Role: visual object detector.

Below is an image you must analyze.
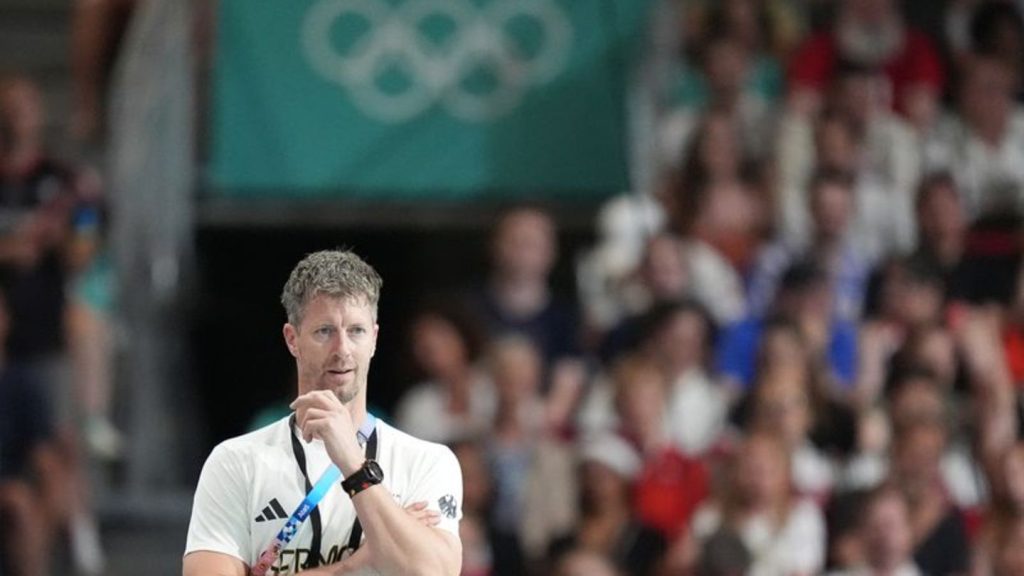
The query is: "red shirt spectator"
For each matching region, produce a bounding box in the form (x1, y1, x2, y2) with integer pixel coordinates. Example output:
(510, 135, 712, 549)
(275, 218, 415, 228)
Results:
(788, 28, 944, 119)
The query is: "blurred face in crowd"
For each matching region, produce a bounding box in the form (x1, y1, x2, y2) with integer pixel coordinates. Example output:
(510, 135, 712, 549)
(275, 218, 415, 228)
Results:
(753, 369, 813, 448)
(791, 280, 834, 327)
(861, 489, 914, 571)
(882, 265, 943, 328)
(889, 377, 945, 433)
(721, 0, 762, 49)
(809, 180, 854, 242)
(892, 424, 946, 500)
(843, 0, 896, 26)
(581, 460, 631, 511)
(917, 179, 965, 244)
(735, 435, 790, 509)
(615, 359, 666, 440)
(816, 116, 859, 173)
(835, 71, 889, 127)
(411, 314, 468, 381)
(652, 309, 707, 376)
(705, 37, 748, 99)
(757, 324, 809, 378)
(492, 208, 556, 283)
(490, 338, 542, 405)
(641, 234, 689, 301)
(960, 57, 1015, 141)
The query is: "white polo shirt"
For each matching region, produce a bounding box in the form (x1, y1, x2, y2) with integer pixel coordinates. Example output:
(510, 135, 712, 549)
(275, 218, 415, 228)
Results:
(185, 415, 463, 575)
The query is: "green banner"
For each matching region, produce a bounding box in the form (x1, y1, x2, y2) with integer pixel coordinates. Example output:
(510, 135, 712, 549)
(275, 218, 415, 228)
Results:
(209, 0, 653, 199)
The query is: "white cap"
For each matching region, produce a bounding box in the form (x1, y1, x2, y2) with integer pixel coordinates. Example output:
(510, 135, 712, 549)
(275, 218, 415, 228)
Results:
(579, 432, 643, 479)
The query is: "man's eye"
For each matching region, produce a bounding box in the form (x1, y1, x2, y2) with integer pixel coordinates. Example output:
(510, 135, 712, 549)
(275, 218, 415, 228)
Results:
(349, 326, 366, 336)
(315, 327, 334, 336)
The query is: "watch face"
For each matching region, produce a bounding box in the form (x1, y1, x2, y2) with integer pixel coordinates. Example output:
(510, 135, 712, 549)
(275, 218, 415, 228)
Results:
(365, 460, 384, 483)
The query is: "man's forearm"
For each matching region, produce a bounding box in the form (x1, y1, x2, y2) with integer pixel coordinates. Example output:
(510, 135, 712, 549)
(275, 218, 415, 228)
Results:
(350, 487, 459, 576)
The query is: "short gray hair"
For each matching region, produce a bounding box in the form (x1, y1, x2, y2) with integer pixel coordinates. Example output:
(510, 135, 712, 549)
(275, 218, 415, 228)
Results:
(281, 249, 382, 325)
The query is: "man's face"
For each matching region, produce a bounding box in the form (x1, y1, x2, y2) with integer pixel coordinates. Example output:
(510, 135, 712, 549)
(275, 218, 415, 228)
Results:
(493, 210, 556, 282)
(862, 493, 913, 570)
(283, 294, 378, 404)
(811, 182, 853, 239)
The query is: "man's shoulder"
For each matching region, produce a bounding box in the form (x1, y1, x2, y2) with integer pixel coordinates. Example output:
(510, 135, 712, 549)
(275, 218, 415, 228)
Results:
(207, 416, 291, 462)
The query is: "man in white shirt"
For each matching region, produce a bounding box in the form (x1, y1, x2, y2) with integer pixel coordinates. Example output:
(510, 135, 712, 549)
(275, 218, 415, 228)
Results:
(184, 250, 463, 575)
(925, 55, 1024, 217)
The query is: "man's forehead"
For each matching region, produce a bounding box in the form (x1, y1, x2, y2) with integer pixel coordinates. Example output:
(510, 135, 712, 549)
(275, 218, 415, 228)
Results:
(302, 293, 375, 316)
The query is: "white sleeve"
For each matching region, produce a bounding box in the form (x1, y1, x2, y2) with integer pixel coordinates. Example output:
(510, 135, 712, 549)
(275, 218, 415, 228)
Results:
(785, 499, 826, 575)
(403, 445, 463, 539)
(184, 443, 252, 563)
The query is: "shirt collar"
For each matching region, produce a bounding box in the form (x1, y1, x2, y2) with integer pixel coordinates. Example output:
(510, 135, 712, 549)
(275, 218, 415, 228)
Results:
(357, 412, 378, 446)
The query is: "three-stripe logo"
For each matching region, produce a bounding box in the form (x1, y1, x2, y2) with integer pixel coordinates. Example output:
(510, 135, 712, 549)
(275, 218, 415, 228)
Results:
(254, 498, 288, 523)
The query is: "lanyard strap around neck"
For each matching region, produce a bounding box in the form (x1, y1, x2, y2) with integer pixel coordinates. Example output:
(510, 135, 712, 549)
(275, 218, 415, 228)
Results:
(289, 413, 378, 568)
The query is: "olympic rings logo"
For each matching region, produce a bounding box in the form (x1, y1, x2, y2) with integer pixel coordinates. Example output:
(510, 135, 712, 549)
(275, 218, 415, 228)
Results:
(302, 0, 573, 123)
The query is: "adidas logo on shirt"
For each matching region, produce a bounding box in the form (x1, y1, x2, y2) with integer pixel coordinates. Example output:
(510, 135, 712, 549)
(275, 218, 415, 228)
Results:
(254, 498, 288, 523)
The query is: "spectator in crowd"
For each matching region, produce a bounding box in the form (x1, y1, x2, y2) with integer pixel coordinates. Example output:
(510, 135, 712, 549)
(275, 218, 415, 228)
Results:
(580, 301, 728, 459)
(748, 365, 836, 500)
(0, 290, 57, 576)
(484, 336, 544, 576)
(0, 74, 104, 575)
(597, 234, 692, 362)
(469, 206, 584, 432)
(829, 485, 923, 576)
(777, 62, 920, 262)
(678, 0, 813, 64)
(647, 301, 728, 457)
(965, 1, 1024, 98)
(857, 256, 947, 396)
(550, 432, 666, 576)
(394, 303, 494, 444)
(452, 440, 494, 576)
(889, 419, 972, 575)
(673, 112, 769, 274)
(686, 433, 827, 576)
(787, 0, 945, 128)
(912, 172, 967, 287)
(574, 193, 666, 339)
(717, 259, 858, 390)
(750, 168, 870, 322)
(485, 336, 576, 576)
(662, 24, 779, 166)
(925, 55, 1024, 216)
(610, 354, 710, 542)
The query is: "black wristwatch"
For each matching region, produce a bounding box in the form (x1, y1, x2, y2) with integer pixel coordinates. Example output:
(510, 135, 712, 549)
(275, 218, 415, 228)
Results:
(342, 459, 384, 498)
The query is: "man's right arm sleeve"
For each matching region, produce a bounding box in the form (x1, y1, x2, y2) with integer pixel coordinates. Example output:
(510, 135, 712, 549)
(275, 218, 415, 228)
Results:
(184, 443, 251, 564)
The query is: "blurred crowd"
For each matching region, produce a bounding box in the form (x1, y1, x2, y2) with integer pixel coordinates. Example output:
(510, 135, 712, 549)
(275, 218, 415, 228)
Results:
(0, 32, 119, 576)
(392, 1, 1024, 575)
(3, 0, 1024, 575)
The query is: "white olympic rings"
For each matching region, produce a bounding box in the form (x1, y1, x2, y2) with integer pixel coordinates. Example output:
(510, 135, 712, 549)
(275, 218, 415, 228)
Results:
(302, 0, 574, 123)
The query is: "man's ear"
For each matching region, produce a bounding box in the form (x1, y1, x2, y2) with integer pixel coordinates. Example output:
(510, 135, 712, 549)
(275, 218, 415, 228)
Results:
(370, 323, 380, 357)
(283, 323, 299, 358)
